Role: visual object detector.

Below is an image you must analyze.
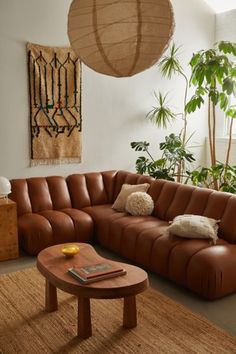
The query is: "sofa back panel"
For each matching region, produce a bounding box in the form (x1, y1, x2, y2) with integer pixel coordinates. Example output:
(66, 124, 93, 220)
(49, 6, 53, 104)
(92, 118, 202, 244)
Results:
(148, 179, 166, 206)
(124, 173, 141, 185)
(218, 197, 236, 243)
(203, 191, 231, 221)
(66, 174, 91, 209)
(112, 171, 154, 202)
(137, 175, 154, 185)
(154, 181, 180, 220)
(165, 184, 195, 221)
(46, 176, 72, 210)
(10, 179, 32, 216)
(113, 171, 134, 200)
(184, 188, 212, 215)
(85, 172, 109, 205)
(27, 178, 53, 213)
(101, 170, 118, 203)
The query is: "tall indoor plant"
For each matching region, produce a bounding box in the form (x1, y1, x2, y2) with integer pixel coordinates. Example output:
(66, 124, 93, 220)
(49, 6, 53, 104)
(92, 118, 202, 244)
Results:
(131, 44, 195, 182)
(186, 41, 236, 191)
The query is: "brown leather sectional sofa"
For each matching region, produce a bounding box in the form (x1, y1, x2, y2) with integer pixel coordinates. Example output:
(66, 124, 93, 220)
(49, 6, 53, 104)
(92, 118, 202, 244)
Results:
(10, 170, 236, 300)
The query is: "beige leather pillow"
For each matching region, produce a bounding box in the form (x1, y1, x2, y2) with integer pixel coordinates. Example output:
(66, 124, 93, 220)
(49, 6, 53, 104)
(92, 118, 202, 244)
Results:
(167, 214, 220, 245)
(112, 183, 150, 212)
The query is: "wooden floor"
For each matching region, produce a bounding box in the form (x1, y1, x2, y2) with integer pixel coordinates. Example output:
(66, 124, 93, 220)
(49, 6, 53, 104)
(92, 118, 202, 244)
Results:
(1, 245, 236, 336)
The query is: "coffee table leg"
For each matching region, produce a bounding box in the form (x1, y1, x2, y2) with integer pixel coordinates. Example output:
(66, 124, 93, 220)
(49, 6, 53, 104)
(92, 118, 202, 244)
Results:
(77, 297, 92, 339)
(123, 295, 137, 328)
(45, 279, 58, 312)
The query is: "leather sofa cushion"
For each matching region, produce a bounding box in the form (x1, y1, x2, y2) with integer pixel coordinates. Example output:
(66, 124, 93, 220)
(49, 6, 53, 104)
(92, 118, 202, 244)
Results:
(61, 208, 93, 243)
(46, 176, 72, 210)
(67, 171, 118, 209)
(18, 213, 53, 255)
(18, 208, 94, 255)
(185, 241, 236, 299)
(10, 179, 32, 216)
(82, 204, 125, 243)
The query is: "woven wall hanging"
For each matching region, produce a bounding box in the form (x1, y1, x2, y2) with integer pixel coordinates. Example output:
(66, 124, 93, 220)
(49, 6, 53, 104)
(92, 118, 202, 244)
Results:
(27, 43, 82, 166)
(67, 0, 174, 77)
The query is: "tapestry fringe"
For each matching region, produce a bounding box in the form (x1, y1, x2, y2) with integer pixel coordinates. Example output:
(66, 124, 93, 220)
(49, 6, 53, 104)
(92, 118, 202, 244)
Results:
(30, 158, 81, 166)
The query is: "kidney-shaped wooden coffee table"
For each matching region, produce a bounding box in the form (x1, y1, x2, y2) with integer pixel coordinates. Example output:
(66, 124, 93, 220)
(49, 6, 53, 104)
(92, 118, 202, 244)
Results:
(37, 243, 149, 339)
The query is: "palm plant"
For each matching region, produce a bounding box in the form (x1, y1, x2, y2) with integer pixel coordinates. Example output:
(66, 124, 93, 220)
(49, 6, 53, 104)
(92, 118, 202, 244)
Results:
(157, 43, 189, 144)
(131, 43, 195, 182)
(146, 92, 175, 129)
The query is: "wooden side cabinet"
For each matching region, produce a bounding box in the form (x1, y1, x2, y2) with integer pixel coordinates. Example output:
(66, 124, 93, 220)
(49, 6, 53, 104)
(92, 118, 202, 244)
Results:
(0, 198, 19, 261)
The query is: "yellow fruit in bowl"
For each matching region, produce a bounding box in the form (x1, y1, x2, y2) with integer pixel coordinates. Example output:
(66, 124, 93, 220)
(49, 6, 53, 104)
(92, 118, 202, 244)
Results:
(61, 245, 80, 257)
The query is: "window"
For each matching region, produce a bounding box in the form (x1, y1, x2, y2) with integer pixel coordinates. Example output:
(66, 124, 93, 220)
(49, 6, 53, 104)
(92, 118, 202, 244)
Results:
(226, 93, 236, 136)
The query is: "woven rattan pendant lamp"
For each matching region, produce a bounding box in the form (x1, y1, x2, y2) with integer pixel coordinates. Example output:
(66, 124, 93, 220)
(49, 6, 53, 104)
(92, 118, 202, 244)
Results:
(68, 0, 175, 77)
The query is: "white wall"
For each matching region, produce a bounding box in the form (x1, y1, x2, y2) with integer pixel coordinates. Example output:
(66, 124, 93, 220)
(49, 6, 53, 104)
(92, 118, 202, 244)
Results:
(216, 9, 236, 42)
(215, 9, 236, 138)
(0, 0, 214, 179)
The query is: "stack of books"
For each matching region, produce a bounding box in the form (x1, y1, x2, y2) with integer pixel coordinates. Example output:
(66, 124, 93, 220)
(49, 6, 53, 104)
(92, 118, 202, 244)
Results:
(68, 262, 126, 284)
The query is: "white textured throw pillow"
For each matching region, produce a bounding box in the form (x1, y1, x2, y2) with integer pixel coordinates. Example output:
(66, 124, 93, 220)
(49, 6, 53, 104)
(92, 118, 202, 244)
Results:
(126, 192, 154, 216)
(167, 214, 220, 245)
(112, 183, 150, 212)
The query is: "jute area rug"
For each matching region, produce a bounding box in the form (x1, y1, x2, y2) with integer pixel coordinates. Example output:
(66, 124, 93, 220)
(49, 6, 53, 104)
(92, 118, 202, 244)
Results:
(0, 268, 235, 354)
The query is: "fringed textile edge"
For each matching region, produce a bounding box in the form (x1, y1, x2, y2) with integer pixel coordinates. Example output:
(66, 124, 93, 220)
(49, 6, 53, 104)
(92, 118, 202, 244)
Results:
(30, 157, 81, 166)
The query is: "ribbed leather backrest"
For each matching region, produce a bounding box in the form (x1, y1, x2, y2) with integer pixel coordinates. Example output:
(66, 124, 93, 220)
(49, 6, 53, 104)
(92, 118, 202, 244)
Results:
(165, 184, 195, 221)
(10, 176, 71, 215)
(101, 170, 117, 202)
(66, 174, 91, 209)
(67, 170, 118, 208)
(137, 174, 154, 185)
(112, 171, 134, 200)
(154, 181, 180, 220)
(154, 181, 212, 220)
(10, 179, 32, 216)
(10, 171, 236, 244)
(112, 170, 154, 201)
(147, 179, 165, 202)
(220, 197, 236, 243)
(203, 191, 230, 220)
(46, 176, 72, 210)
(184, 188, 212, 215)
(153, 179, 236, 244)
(27, 178, 53, 213)
(84, 172, 109, 205)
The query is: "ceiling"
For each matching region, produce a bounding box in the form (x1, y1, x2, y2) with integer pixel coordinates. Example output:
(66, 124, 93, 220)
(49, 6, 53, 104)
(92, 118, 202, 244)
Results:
(203, 0, 236, 13)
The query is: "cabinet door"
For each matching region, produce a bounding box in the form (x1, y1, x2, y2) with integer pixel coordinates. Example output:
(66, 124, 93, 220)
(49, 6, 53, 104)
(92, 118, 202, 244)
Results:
(0, 199, 18, 261)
